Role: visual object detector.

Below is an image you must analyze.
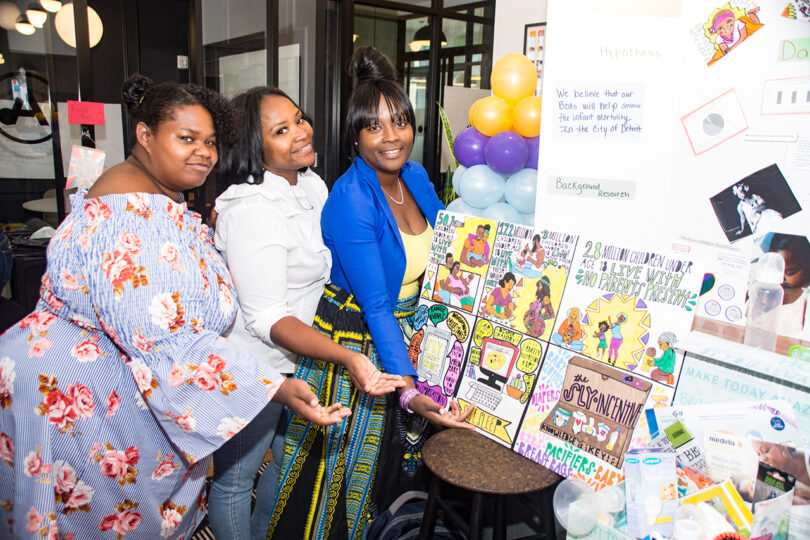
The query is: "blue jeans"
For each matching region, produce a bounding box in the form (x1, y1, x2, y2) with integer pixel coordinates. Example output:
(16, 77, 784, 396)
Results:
(209, 400, 287, 540)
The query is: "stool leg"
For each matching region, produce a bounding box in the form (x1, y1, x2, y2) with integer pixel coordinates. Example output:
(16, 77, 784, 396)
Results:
(469, 493, 483, 540)
(494, 494, 506, 540)
(419, 475, 441, 540)
(539, 485, 556, 539)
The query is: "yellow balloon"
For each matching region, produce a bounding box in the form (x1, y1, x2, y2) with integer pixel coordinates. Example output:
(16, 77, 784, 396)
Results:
(469, 96, 512, 137)
(491, 53, 538, 106)
(512, 96, 542, 137)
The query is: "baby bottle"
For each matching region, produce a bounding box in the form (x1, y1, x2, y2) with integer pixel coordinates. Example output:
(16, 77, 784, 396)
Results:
(743, 252, 784, 352)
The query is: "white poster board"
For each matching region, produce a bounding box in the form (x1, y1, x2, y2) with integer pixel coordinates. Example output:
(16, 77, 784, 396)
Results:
(535, 1, 810, 328)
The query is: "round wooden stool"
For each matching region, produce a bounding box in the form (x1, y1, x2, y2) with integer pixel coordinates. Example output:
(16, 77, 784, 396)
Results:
(418, 429, 561, 540)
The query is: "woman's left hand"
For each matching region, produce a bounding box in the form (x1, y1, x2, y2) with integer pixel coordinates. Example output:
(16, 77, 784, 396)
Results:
(408, 395, 476, 429)
(274, 378, 352, 425)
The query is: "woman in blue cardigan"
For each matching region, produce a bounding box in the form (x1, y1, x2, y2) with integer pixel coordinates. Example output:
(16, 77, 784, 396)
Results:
(267, 47, 473, 540)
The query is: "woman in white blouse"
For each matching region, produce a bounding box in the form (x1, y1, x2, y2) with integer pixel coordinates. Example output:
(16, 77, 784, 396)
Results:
(209, 87, 404, 540)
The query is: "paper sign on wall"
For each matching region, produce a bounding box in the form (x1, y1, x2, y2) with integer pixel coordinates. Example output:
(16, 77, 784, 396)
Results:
(67, 100, 105, 125)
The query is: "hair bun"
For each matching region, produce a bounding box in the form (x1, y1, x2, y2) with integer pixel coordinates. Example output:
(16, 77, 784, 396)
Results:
(121, 74, 154, 114)
(351, 46, 397, 84)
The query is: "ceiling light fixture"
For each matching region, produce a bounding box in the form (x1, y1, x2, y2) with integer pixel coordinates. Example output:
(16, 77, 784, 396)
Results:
(15, 15, 35, 35)
(54, 2, 103, 48)
(26, 4, 47, 27)
(408, 25, 447, 52)
(40, 0, 62, 12)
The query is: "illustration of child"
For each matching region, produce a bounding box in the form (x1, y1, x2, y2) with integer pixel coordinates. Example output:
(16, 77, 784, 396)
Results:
(461, 223, 491, 268)
(607, 313, 626, 365)
(642, 346, 657, 373)
(706, 5, 763, 65)
(551, 307, 584, 351)
(593, 320, 609, 360)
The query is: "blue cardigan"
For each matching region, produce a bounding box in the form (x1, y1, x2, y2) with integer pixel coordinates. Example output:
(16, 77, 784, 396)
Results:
(321, 156, 444, 376)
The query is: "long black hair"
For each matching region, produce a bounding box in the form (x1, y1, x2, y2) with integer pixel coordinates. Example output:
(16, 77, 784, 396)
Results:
(121, 74, 235, 148)
(531, 234, 542, 253)
(345, 46, 415, 157)
(218, 86, 312, 187)
(535, 275, 551, 299)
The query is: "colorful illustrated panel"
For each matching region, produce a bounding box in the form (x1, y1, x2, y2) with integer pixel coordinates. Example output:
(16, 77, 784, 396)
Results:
(690, 3, 765, 67)
(480, 223, 579, 340)
(514, 345, 676, 490)
(455, 319, 544, 448)
(421, 211, 496, 314)
(552, 238, 703, 388)
(410, 301, 476, 407)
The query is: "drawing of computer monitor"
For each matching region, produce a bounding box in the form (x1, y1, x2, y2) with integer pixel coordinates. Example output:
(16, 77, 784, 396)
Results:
(417, 326, 452, 382)
(477, 336, 519, 392)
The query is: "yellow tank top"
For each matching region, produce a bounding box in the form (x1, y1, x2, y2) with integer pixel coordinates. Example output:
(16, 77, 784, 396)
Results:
(399, 221, 433, 299)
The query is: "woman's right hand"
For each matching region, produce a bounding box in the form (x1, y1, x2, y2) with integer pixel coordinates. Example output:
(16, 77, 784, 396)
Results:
(273, 378, 352, 425)
(343, 352, 406, 395)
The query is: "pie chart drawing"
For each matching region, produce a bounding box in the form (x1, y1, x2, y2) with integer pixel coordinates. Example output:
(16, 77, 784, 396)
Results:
(703, 113, 725, 136)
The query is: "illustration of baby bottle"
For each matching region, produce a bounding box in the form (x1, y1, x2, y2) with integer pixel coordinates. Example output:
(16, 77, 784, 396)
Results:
(572, 411, 586, 435)
(605, 427, 620, 451)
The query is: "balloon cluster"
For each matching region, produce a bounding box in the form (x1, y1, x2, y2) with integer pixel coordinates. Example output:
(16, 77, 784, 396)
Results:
(448, 53, 541, 226)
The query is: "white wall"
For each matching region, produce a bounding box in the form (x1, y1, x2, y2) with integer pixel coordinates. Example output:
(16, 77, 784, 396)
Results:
(492, 0, 548, 62)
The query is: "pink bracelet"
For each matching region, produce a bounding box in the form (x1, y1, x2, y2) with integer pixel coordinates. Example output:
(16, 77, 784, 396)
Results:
(399, 388, 420, 412)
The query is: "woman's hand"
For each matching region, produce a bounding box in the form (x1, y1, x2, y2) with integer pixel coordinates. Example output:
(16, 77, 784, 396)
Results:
(408, 395, 476, 429)
(273, 378, 351, 425)
(343, 352, 406, 396)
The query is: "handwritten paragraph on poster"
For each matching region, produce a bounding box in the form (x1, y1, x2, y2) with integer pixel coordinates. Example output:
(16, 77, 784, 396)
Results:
(553, 82, 644, 140)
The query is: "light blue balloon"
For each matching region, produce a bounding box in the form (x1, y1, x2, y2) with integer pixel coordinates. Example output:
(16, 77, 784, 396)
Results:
(459, 164, 505, 209)
(446, 197, 477, 217)
(504, 168, 538, 214)
(482, 202, 521, 223)
(451, 165, 467, 196)
(518, 211, 535, 227)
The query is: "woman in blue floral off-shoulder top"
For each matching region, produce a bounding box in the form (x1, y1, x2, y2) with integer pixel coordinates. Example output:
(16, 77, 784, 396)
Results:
(0, 75, 349, 540)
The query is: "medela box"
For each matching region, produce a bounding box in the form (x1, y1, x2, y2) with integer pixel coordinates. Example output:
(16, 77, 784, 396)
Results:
(624, 448, 677, 538)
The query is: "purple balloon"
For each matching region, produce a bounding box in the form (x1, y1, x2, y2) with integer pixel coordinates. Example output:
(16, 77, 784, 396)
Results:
(526, 136, 539, 170)
(453, 127, 489, 168)
(485, 131, 529, 176)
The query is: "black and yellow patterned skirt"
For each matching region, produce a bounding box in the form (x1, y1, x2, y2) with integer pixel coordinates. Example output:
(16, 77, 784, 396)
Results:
(266, 284, 431, 540)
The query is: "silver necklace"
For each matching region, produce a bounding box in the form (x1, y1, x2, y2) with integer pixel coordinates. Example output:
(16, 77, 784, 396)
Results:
(383, 178, 404, 205)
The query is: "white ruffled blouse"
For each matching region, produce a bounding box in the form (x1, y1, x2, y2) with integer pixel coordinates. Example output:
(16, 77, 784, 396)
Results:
(214, 168, 331, 373)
